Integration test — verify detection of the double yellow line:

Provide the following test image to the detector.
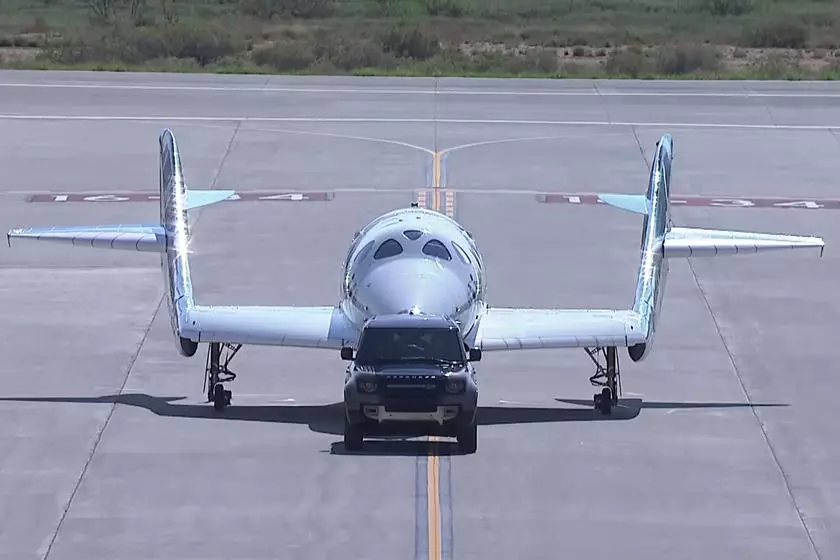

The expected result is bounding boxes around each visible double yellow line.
[427,152,446,560]
[432,151,442,210]
[427,436,442,560]
[429,151,455,218]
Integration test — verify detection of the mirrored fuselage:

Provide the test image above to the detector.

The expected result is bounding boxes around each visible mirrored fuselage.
[338,207,486,338]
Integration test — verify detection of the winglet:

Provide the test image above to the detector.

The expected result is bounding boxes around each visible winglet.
[597,193,650,215]
[185,189,236,210]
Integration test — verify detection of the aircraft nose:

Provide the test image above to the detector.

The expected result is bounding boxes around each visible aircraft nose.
[359,259,470,318]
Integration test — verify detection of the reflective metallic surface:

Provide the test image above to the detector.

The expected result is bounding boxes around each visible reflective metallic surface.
[628,133,673,362]
[6,130,826,364]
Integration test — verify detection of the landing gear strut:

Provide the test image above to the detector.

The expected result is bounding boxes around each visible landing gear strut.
[585,346,620,415]
[205,342,241,411]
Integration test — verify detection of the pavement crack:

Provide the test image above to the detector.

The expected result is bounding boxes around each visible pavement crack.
[593,82,613,124]
[685,259,823,560]
[41,123,240,560]
[631,126,651,168]
[41,296,165,560]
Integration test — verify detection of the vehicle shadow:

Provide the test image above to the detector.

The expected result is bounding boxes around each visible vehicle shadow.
[0,393,787,457]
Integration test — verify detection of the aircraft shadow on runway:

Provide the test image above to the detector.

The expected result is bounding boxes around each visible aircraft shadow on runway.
[0,393,787,456]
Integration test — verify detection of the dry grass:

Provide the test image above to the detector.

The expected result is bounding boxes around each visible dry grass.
[2,0,839,78]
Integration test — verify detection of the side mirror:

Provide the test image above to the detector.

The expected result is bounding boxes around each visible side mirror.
[340,347,354,361]
[468,348,482,362]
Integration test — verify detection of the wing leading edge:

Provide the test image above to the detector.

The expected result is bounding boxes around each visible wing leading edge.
[472,308,646,351]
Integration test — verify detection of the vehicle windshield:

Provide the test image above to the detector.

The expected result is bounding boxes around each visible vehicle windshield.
[355,327,465,367]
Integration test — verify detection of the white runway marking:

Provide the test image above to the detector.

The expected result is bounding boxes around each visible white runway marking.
[3,81,840,97]
[1,114,839,130]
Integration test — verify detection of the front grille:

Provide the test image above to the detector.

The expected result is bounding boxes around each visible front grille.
[384,403,439,413]
[379,374,443,397]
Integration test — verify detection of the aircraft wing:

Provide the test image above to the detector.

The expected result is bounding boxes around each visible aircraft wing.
[472,308,646,351]
[7,224,166,251]
[183,304,357,349]
[663,227,826,257]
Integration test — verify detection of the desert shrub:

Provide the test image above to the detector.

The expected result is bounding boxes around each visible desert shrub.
[41,22,240,66]
[499,49,557,74]
[251,41,315,70]
[423,0,466,17]
[604,46,648,77]
[240,0,332,18]
[652,43,721,75]
[749,52,805,79]
[696,0,753,17]
[381,26,440,60]
[742,20,808,49]
[311,34,399,71]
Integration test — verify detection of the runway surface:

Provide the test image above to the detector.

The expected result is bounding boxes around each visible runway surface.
[1,69,839,560]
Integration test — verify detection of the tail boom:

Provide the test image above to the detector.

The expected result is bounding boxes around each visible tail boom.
[158,129,200,357]
[627,134,674,362]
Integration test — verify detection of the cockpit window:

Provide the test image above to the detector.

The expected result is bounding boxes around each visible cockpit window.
[422,239,451,260]
[403,229,423,240]
[374,238,403,259]
[353,240,375,266]
[451,241,471,264]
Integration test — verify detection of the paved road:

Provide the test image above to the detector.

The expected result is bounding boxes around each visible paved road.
[0,70,838,560]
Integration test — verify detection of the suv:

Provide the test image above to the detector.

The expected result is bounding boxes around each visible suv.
[340,314,481,453]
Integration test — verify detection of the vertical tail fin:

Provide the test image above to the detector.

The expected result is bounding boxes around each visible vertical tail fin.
[628,133,673,361]
[159,129,199,357]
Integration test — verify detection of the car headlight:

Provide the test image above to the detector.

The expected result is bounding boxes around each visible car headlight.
[445,378,465,393]
[356,378,377,393]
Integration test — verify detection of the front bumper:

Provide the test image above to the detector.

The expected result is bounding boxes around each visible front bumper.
[344,374,478,428]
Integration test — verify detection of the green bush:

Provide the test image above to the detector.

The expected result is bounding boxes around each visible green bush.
[240,0,333,19]
[41,23,241,66]
[742,20,808,49]
[605,46,648,77]
[652,43,721,75]
[381,26,440,60]
[251,41,315,70]
[697,0,753,17]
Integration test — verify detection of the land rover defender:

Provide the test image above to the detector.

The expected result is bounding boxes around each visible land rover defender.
[340,314,481,453]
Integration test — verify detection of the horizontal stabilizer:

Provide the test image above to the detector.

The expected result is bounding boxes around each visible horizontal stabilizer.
[186,189,236,210]
[598,193,650,215]
[663,227,825,257]
[6,189,233,251]
[7,224,165,251]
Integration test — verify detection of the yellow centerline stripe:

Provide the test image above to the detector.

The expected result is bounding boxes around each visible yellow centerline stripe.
[427,152,445,560]
[427,435,442,560]
[432,152,442,212]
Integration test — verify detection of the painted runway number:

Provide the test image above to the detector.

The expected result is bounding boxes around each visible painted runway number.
[27,191,334,203]
[538,193,837,210]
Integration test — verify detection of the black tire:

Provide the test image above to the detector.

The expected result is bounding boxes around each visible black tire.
[344,418,364,451]
[213,383,227,411]
[457,420,477,454]
[596,387,612,415]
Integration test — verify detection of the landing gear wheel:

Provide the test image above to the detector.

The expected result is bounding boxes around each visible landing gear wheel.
[204,342,241,411]
[594,387,613,415]
[213,383,231,411]
[344,418,363,451]
[457,419,478,454]
[586,345,621,415]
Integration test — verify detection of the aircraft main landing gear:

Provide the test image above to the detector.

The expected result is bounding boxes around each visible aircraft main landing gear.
[205,342,241,411]
[585,346,620,415]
